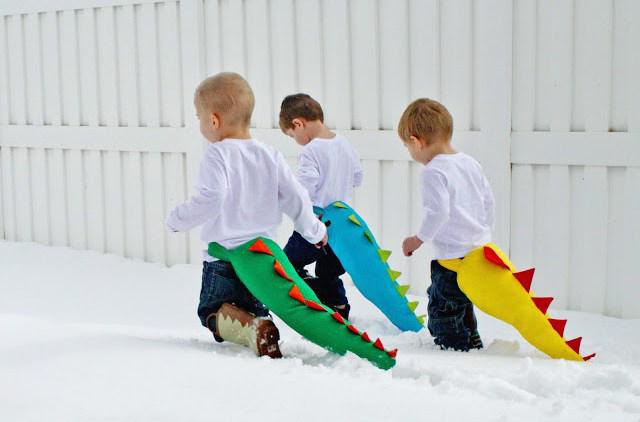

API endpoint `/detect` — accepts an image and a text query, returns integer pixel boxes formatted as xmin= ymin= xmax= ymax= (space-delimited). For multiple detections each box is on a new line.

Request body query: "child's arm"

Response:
xmin=166 ymin=148 xmax=227 ymax=232
xmin=482 ymin=175 xmax=495 ymax=229
xmin=353 ymin=157 xmax=363 ymax=188
xmin=277 ymin=152 xmax=327 ymax=245
xmin=403 ymin=169 xmax=450 ymax=256
xmin=297 ymin=150 xmax=320 ymax=200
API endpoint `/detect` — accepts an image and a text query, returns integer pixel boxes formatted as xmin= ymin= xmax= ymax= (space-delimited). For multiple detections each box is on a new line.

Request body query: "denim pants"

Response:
xmin=427 ymin=260 xmax=480 ymax=351
xmin=197 ymin=260 xmax=269 ymax=327
xmin=283 ymin=231 xmax=348 ymax=307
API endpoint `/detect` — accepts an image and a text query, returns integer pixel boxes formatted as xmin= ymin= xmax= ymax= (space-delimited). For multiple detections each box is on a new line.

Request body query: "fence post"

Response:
xmin=180 ymin=0 xmax=206 ymax=264
xmin=476 ymin=0 xmax=513 ymax=252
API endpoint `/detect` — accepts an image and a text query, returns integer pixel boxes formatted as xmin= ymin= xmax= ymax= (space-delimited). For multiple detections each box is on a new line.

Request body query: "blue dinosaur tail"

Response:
xmin=316 ymin=202 xmax=424 ymax=332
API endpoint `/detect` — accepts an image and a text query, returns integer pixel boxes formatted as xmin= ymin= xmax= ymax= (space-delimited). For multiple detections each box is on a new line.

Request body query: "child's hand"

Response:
xmin=402 ymin=235 xmax=423 ymax=257
xmin=315 ymin=234 xmax=328 ymax=249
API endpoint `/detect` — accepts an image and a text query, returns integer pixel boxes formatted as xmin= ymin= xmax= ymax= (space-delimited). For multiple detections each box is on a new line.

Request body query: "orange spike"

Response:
xmin=273 ymin=260 xmax=293 ymax=282
xmin=248 ymin=239 xmax=273 ymax=255
xmin=566 ymin=337 xmax=582 ymax=354
xmin=548 ymin=318 xmax=567 ymax=337
xmin=513 ymin=268 xmax=535 ymax=292
xmin=483 ymin=246 xmax=510 ymax=269
xmin=532 ymin=297 xmax=553 ymax=314
xmin=346 ymin=324 xmax=359 ymax=335
xmin=583 ymin=353 xmax=596 ymax=361
xmin=288 ymin=285 xmax=305 ymax=304
xmin=361 ymin=332 xmax=371 ymax=343
xmin=331 ymin=311 xmax=345 ymax=324
xmin=373 ymin=338 xmax=384 ymax=351
xmin=305 ymin=300 xmax=326 ymax=311
xmin=387 ymin=348 xmax=398 ymax=358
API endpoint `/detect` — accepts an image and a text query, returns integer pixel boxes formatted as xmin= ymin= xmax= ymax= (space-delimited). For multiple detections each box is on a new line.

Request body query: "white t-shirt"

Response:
xmin=166 ymin=138 xmax=326 ymax=261
xmin=417 ymin=152 xmax=495 ymax=259
xmin=297 ymin=134 xmax=363 ymax=207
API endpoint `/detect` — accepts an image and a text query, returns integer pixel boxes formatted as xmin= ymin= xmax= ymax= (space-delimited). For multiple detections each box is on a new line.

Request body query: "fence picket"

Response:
xmin=30 ymin=148 xmax=50 ymax=245
xmin=1 ymin=147 xmax=16 ymax=241
xmin=48 ymin=148 xmax=68 ymax=246
xmin=24 ymin=13 xmax=44 ymax=126
xmin=85 ymin=150 xmax=106 ymax=253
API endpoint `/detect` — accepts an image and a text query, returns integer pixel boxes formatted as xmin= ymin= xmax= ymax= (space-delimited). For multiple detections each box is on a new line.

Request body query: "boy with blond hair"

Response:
xmin=279 ymin=93 xmax=363 ymax=320
xmin=399 ymin=98 xmax=494 ymax=352
xmin=166 ymin=73 xmax=327 ymax=358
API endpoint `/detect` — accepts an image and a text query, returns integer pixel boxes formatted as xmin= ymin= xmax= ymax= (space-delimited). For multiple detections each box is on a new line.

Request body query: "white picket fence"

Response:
xmin=0 ymin=0 xmax=638 ymax=318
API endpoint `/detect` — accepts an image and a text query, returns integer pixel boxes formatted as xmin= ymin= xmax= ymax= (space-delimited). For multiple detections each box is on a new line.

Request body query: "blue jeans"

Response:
xmin=197 ymin=260 xmax=269 ymax=327
xmin=427 ymin=260 xmax=481 ymax=351
xmin=283 ymin=231 xmax=348 ymax=307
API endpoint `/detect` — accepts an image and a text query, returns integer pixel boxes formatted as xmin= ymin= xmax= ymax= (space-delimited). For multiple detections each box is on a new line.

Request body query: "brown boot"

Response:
xmin=215 ymin=303 xmax=282 ymax=359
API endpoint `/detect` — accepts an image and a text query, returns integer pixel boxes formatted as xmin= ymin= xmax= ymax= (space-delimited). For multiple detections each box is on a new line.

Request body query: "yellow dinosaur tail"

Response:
xmin=439 ymin=243 xmax=595 ymax=362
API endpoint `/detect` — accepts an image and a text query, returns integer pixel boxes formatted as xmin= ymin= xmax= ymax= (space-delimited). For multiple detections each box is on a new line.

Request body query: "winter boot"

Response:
xmin=214 ymin=303 xmax=282 ymax=358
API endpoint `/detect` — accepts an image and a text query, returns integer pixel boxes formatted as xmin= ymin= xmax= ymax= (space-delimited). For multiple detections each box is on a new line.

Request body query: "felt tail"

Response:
xmin=209 ymin=238 xmax=397 ymax=370
xmin=440 ymin=244 xmax=595 ymax=362
xmin=316 ymin=202 xmax=424 ymax=332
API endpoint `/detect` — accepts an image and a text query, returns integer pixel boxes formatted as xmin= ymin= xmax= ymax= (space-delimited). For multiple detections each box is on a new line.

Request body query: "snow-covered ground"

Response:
xmin=1 ymin=241 xmax=639 ymax=422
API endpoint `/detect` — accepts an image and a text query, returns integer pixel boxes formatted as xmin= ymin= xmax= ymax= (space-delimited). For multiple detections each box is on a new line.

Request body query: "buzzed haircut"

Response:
xmin=397 ymin=98 xmax=453 ymax=145
xmin=194 ymin=72 xmax=255 ymax=126
xmin=279 ymin=93 xmax=324 ymax=131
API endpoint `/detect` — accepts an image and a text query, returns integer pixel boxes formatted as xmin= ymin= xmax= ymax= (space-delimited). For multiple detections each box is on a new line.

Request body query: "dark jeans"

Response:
xmin=197 ymin=260 xmax=269 ymax=327
xmin=427 ymin=260 xmax=481 ymax=351
xmin=283 ymin=231 xmax=348 ymax=307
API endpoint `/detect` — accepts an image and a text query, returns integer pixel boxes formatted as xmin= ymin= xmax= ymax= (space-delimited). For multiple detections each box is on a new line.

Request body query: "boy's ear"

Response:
xmin=210 ymin=112 xmax=221 ymax=129
xmin=409 ymin=135 xmax=422 ymax=149
xmin=292 ymin=118 xmax=304 ymax=129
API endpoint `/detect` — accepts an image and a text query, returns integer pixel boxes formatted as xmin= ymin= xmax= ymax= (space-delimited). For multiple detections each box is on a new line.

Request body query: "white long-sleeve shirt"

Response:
xmin=297 ymin=134 xmax=363 ymax=207
xmin=166 ymin=138 xmax=326 ymax=261
xmin=417 ymin=152 xmax=495 ymax=259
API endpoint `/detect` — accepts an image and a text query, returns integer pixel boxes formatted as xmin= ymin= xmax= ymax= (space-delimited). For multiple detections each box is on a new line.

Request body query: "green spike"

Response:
xmin=363 ymin=231 xmax=374 ymax=244
xmin=333 ymin=202 xmax=348 ymax=209
xmin=348 ymin=214 xmax=361 ymax=226
xmin=416 ymin=314 xmax=426 ymax=325
xmin=388 ymin=269 xmax=401 ymax=281
xmin=407 ymin=301 xmax=419 ymax=312
xmin=396 ymin=284 xmax=410 ymax=297
xmin=378 ymin=249 xmax=392 ymax=262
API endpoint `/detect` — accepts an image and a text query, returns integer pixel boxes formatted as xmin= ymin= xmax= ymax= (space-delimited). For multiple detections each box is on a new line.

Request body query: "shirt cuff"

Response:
xmin=302 ymin=220 xmax=327 ymax=245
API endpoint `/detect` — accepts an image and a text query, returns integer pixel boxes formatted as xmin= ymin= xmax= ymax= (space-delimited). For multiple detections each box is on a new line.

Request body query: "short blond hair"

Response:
xmin=397 ymin=98 xmax=453 ymax=145
xmin=194 ymin=72 xmax=255 ymax=127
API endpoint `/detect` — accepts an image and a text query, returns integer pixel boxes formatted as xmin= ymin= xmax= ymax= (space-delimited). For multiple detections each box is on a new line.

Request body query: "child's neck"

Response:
xmin=307 ymin=121 xmax=335 ymax=140
xmin=435 ymin=143 xmax=456 ymax=155
xmin=425 ymin=142 xmax=457 ymax=163
xmin=222 ymin=126 xmax=252 ymax=140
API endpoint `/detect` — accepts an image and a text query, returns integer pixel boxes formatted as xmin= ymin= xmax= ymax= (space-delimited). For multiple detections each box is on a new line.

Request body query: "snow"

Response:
xmin=1 ymin=240 xmax=639 ymax=422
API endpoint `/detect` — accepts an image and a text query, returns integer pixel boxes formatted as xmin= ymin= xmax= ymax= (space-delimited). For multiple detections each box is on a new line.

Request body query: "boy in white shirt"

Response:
xmin=279 ymin=94 xmax=363 ymax=320
xmin=166 ymin=74 xmax=327 ymax=358
xmin=399 ymin=98 xmax=495 ymax=352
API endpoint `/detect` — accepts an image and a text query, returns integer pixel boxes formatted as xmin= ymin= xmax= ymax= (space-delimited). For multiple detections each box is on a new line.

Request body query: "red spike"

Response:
xmin=248 ymin=239 xmax=273 ymax=255
xmin=305 ymin=300 xmax=326 ymax=311
xmin=346 ymin=324 xmax=359 ymax=335
xmin=583 ymin=353 xmax=596 ymax=362
xmin=361 ymin=332 xmax=371 ymax=343
xmin=483 ymin=246 xmax=510 ymax=269
xmin=532 ymin=297 xmax=553 ymax=314
xmin=288 ymin=285 xmax=305 ymax=304
xmin=331 ymin=312 xmax=345 ymax=324
xmin=513 ymin=268 xmax=535 ymax=292
xmin=566 ymin=337 xmax=582 ymax=354
xmin=387 ymin=348 xmax=398 ymax=358
xmin=273 ymin=260 xmax=293 ymax=282
xmin=373 ymin=338 xmax=384 ymax=351
xmin=548 ymin=318 xmax=567 ymax=337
